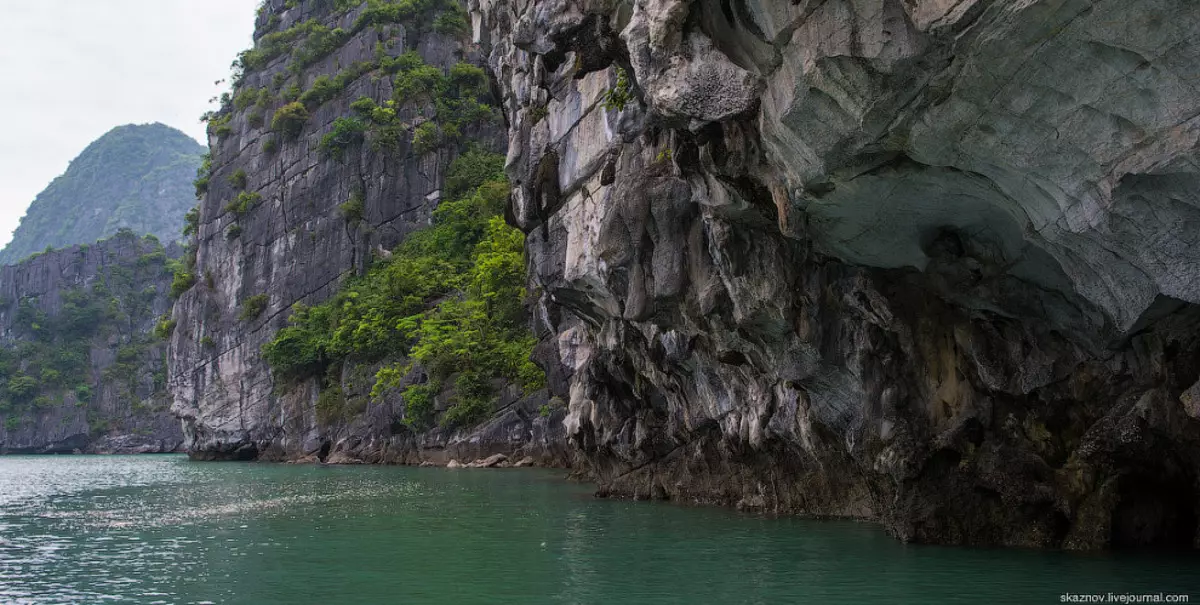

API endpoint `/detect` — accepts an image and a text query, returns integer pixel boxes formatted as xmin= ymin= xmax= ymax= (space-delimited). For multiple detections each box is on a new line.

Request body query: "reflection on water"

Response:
xmin=0 ymin=455 xmax=1196 ymax=604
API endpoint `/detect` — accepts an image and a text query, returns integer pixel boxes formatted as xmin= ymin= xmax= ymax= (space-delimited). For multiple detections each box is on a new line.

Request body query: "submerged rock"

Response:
xmin=467 ymin=453 xmax=509 ymax=468
xmin=325 ymin=452 xmax=365 ymax=465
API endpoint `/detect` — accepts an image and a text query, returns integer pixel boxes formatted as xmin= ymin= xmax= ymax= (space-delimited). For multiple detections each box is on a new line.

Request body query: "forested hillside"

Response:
xmin=0 ymin=123 xmax=204 ymax=265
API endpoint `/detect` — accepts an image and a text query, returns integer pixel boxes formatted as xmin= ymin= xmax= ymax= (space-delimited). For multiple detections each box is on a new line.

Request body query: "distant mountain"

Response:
xmin=0 ymin=123 xmax=205 ymax=265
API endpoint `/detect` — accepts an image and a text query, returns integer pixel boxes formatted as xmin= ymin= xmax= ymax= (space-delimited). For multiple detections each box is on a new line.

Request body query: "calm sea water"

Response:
xmin=0 ymin=456 xmax=1195 ymax=604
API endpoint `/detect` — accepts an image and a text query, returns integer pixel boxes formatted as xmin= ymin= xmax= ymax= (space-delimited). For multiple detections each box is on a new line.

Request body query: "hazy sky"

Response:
xmin=0 ymin=1 xmax=257 ymax=249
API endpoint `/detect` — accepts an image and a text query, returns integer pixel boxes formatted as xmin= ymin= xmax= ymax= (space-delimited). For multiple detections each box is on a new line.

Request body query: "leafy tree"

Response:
xmin=182 ymin=206 xmax=200 ymax=236
xmin=318 ymin=117 xmax=368 ymax=159
xmin=224 ymin=192 xmax=263 ymax=217
xmin=271 ymin=102 xmax=310 ymax=140
xmin=194 ymin=153 xmax=213 ymax=199
xmin=445 ymin=146 xmax=505 ymax=199
xmin=239 ymin=294 xmax=270 ymax=321
xmin=154 ymin=316 xmax=177 ymax=339
xmin=299 ymin=75 xmax=341 ymax=109
xmin=7 ymin=375 xmax=38 ymax=401
xmin=228 ymin=169 xmax=249 ymax=190
xmin=411 ymin=122 xmax=442 ymax=155
xmin=262 ymin=151 xmax=543 ymax=428
xmin=432 ymin=4 xmax=469 ymax=36
xmin=394 ymin=61 xmax=447 ymax=102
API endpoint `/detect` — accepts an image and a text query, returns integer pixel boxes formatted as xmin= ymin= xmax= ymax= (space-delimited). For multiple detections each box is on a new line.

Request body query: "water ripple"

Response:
xmin=1 ymin=455 xmax=1196 ymax=604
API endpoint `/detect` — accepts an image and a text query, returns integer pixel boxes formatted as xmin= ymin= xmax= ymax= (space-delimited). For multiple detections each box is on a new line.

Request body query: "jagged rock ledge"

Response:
xmin=474 ymin=0 xmax=1200 ymax=549
xmin=191 ymin=389 xmax=572 ymax=468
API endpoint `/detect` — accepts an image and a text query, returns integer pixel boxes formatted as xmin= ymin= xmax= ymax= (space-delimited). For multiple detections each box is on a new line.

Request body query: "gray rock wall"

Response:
xmin=475 ymin=0 xmax=1200 ymax=548
xmin=168 ymin=0 xmax=568 ymax=466
xmin=0 ymin=232 xmax=183 ymax=454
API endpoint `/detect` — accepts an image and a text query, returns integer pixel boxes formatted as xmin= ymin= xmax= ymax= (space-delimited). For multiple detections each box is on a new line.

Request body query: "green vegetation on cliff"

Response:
xmin=243 ymin=0 xmax=464 ymax=76
xmin=206 ymin=0 xmax=494 ymax=158
xmin=184 ymin=0 xmax=532 ymax=436
xmin=0 ymin=231 xmax=175 ymax=432
xmin=0 ymin=124 xmax=205 ymax=265
xmin=263 ymin=150 xmax=543 ymax=428
xmin=266 ymin=47 xmax=494 ymax=156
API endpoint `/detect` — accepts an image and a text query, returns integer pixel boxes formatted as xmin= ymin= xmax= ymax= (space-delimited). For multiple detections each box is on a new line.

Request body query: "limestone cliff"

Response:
xmin=168 ymin=0 xmax=566 ymax=464
xmin=0 ymin=231 xmax=183 ymax=454
xmin=475 ymin=0 xmax=1200 ymax=548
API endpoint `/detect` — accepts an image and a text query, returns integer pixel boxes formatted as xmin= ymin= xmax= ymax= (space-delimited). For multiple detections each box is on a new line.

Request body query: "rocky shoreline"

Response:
xmin=1 ymin=436 xmax=183 ymax=457
xmin=473 ymin=0 xmax=1200 ymax=550
xmin=150 ymin=0 xmax=1200 ymax=551
xmin=0 ymin=234 xmax=185 ymax=456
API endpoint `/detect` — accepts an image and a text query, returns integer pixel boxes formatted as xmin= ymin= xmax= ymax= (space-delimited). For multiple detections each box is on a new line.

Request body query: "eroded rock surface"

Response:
xmin=475 ymin=0 xmax=1200 ymax=548
xmin=0 ymin=233 xmax=183 ymax=454
xmin=169 ymin=0 xmax=568 ymax=467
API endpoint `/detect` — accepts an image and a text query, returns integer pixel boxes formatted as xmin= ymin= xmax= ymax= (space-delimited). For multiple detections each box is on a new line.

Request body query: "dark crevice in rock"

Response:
xmin=1111 ymin=472 xmax=1198 ymax=550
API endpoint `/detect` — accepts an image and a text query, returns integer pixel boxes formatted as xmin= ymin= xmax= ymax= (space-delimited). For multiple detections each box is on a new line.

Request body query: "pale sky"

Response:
xmin=0 ymin=1 xmax=257 ymax=249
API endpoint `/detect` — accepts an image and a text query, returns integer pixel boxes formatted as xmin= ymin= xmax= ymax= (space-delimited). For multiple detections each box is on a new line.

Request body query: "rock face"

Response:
xmin=0 ymin=232 xmax=183 ymax=454
xmin=0 ymin=123 xmax=204 ymax=265
xmin=168 ymin=0 xmax=569 ymax=467
xmin=475 ymin=0 xmax=1200 ymax=548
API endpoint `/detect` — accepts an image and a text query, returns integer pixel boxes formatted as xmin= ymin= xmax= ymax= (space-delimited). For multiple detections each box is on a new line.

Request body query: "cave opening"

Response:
xmin=1110 ymin=473 xmax=1197 ymax=549
xmin=231 ymin=442 xmax=259 ymax=462
xmin=317 ymin=440 xmax=332 ymax=463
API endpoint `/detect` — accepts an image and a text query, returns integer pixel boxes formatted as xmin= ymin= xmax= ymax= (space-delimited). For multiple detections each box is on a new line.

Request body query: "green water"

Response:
xmin=0 ymin=456 xmax=1195 ymax=604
